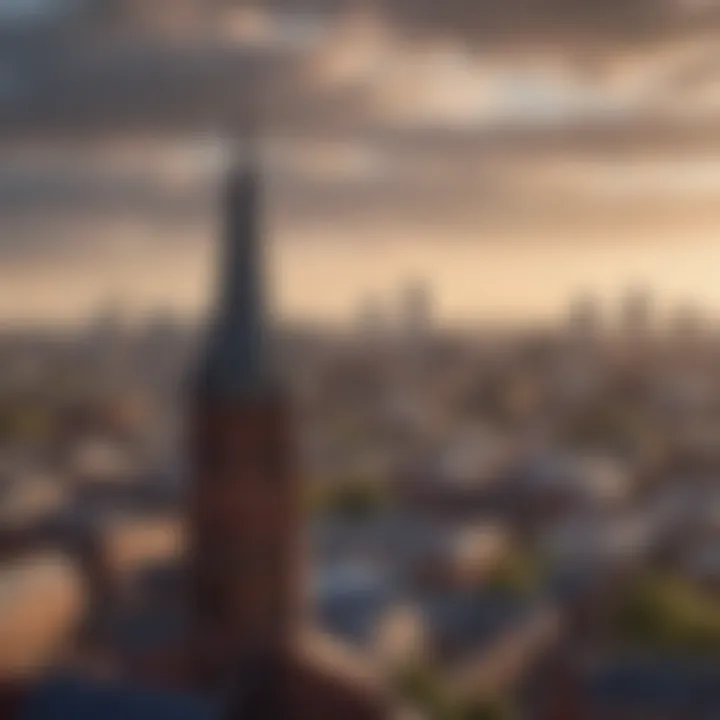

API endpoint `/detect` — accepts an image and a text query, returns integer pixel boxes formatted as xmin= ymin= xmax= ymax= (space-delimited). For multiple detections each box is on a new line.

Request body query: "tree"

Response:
xmin=309 ymin=477 xmax=390 ymax=519
xmin=394 ymin=663 xmax=519 ymax=720
xmin=485 ymin=547 xmax=543 ymax=596
xmin=614 ymin=572 xmax=720 ymax=655
xmin=460 ymin=698 xmax=519 ymax=720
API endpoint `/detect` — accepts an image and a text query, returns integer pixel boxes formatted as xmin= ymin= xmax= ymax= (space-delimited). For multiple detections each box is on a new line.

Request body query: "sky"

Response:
xmin=2 ymin=1 xmax=720 ymax=327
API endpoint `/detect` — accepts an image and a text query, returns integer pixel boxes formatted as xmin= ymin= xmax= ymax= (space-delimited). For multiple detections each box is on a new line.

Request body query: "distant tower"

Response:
xmin=402 ymin=280 xmax=433 ymax=343
xmin=356 ymin=294 xmax=387 ymax=341
xmin=621 ymin=287 xmax=653 ymax=340
xmin=672 ymin=302 xmax=704 ymax=342
xmin=188 ymin=151 xmax=300 ymax=691
xmin=567 ymin=291 xmax=600 ymax=341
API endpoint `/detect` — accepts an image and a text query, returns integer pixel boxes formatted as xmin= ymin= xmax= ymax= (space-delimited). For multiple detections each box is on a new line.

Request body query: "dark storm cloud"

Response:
xmin=0 ymin=36 xmax=372 ymax=140
xmin=0 ymin=1 xmax=717 ymax=140
xmin=0 ymin=168 xmax=210 ymax=219
xmin=371 ymin=118 xmax=720 ymax=159
xmin=260 ymin=0 xmax=719 ymax=43
xmin=0 ymin=42 xmax=287 ymax=136
xmin=380 ymin=0 xmax=682 ymax=42
xmin=0 ymin=159 xmax=216 ymax=265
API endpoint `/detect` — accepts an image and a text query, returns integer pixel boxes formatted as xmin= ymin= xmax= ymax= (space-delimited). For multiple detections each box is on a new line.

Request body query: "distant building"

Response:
xmin=539 ymin=512 xmax=655 ymax=574
xmin=412 ymin=523 xmax=510 ymax=591
xmin=671 ymin=303 xmax=704 ymax=342
xmin=316 ymin=563 xmax=559 ymax=704
xmin=356 ymin=295 xmax=389 ymax=342
xmin=567 ymin=292 xmax=601 ymax=341
xmin=401 ymin=281 xmax=433 ymax=345
xmin=621 ymin=288 xmax=653 ymax=340
xmin=581 ymin=656 xmax=720 ymax=720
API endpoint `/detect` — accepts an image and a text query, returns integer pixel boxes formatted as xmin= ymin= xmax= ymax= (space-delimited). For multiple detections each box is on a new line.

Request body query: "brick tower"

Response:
xmin=188 ymin=151 xmax=300 ymax=692
xmin=188 ymin=148 xmax=390 ymax=718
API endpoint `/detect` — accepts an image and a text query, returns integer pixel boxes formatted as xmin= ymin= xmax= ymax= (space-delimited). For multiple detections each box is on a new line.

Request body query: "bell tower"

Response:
xmin=188 ymin=145 xmax=300 ymax=691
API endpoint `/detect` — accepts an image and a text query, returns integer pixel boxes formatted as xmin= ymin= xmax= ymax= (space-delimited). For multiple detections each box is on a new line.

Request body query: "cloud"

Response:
xmin=0 ymin=2 xmax=719 ymax=150
xmin=261 ymin=0 xmax=720 ymax=44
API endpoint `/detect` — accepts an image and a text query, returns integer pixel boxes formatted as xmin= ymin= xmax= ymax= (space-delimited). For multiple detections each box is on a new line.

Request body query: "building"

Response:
xmin=0 ymin=553 xmax=84 ymax=681
xmin=567 ymin=292 xmax=601 ymax=342
xmin=620 ymin=288 xmax=653 ymax=341
xmin=356 ymin=294 xmax=389 ymax=342
xmin=188 ymin=145 xmax=390 ymax=717
xmin=401 ymin=281 xmax=433 ymax=345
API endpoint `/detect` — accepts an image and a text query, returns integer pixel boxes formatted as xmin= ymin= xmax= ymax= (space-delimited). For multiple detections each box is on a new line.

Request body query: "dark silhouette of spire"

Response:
xmin=196 ymin=133 xmax=275 ymax=398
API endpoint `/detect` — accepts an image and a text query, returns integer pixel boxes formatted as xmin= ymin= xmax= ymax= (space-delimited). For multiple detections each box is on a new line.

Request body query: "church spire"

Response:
xmin=196 ymin=138 xmax=274 ymax=398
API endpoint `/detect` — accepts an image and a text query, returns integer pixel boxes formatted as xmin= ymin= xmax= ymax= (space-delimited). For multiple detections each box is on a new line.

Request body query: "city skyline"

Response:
xmin=3 ymin=221 xmax=720 ymax=332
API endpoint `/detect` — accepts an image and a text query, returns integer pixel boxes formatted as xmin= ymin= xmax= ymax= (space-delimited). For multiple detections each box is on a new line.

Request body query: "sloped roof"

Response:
xmin=19 ymin=675 xmax=219 ymax=720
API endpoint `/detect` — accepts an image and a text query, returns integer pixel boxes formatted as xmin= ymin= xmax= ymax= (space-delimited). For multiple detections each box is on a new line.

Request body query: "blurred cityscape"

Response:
xmin=5 ymin=269 xmax=720 ymax=717
xmin=3 ymin=0 xmax=720 ymax=718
